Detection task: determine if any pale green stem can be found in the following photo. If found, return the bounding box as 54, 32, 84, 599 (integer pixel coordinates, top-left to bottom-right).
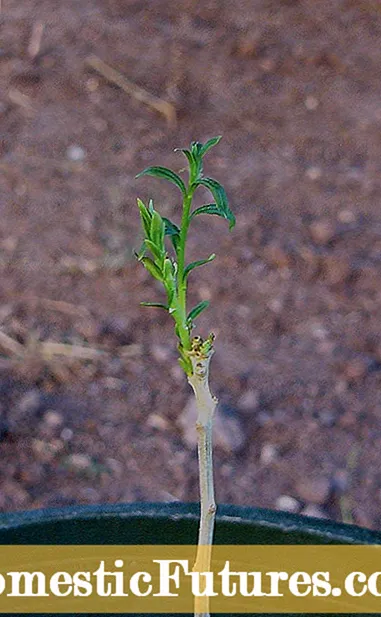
176, 188, 195, 352
187, 344, 218, 617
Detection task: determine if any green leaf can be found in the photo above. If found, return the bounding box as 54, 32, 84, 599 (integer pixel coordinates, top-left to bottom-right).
195, 178, 236, 230
162, 258, 176, 305
175, 147, 195, 168
175, 148, 202, 181
162, 217, 180, 237
199, 136, 222, 157
189, 202, 235, 230
162, 217, 181, 254
150, 210, 165, 251
137, 198, 152, 237
190, 203, 224, 220
191, 142, 203, 157
163, 257, 175, 281
178, 356, 192, 376
140, 301, 166, 309
141, 257, 163, 281
136, 166, 186, 196
183, 254, 215, 280
187, 300, 210, 322
145, 239, 164, 262
135, 239, 147, 261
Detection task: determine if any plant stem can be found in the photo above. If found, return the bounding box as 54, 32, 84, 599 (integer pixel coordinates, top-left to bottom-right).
176, 189, 194, 352
187, 340, 217, 617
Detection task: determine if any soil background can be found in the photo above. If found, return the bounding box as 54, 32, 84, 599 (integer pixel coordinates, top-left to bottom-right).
1, 0, 381, 528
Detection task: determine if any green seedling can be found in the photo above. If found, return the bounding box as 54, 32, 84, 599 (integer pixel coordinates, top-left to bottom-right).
136, 136, 235, 617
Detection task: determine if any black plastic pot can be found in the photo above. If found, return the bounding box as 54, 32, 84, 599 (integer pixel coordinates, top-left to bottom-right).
1, 502, 380, 616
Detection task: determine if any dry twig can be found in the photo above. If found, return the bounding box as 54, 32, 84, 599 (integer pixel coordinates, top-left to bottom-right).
39, 341, 106, 361
27, 22, 45, 59
8, 88, 35, 116
0, 331, 24, 357
21, 295, 91, 318
0, 331, 106, 361
85, 54, 177, 127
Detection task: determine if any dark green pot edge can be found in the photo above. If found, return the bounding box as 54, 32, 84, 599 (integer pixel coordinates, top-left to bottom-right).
0, 503, 379, 616
0, 502, 380, 545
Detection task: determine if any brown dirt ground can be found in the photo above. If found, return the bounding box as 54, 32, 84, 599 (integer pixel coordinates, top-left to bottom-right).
1, 0, 381, 528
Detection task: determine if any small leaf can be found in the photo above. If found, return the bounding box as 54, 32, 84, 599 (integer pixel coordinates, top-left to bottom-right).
150, 210, 165, 250
195, 177, 236, 230
141, 257, 163, 281
162, 217, 180, 237
135, 239, 147, 261
162, 217, 181, 254
145, 239, 164, 263
183, 254, 215, 280
187, 300, 210, 322
175, 147, 195, 168
199, 136, 222, 157
163, 257, 175, 281
148, 199, 155, 213
175, 148, 202, 181
137, 198, 152, 237
177, 343, 193, 375
141, 301, 165, 308
163, 258, 176, 305
178, 357, 191, 375
190, 203, 224, 220
190, 203, 235, 230
191, 142, 203, 157
136, 166, 186, 196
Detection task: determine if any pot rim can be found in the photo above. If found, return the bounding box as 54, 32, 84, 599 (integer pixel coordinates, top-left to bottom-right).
1, 502, 380, 544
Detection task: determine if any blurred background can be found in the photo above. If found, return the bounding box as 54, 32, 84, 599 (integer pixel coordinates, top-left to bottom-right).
1, 0, 381, 527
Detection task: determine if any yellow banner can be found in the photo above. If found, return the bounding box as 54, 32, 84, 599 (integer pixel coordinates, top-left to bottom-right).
0, 545, 381, 612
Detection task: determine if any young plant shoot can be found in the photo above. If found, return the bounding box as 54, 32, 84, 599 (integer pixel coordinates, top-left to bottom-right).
136, 137, 235, 617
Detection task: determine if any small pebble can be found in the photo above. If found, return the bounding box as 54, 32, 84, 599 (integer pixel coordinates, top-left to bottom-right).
105, 458, 124, 478
151, 345, 172, 363
309, 219, 335, 245
310, 322, 328, 340
66, 144, 86, 161
322, 253, 351, 285
339, 412, 356, 428
147, 413, 169, 431
305, 166, 322, 181
296, 477, 331, 505
32, 439, 59, 463
170, 365, 184, 383
160, 491, 180, 503
301, 504, 328, 519
305, 95, 319, 110
338, 209, 356, 223
344, 357, 369, 381
66, 453, 92, 471
275, 495, 300, 513
60, 427, 73, 441
15, 388, 42, 417
318, 410, 336, 428
260, 443, 278, 465
2, 480, 29, 508
43, 410, 63, 429
257, 410, 271, 426
237, 389, 259, 413
332, 469, 349, 493
263, 243, 290, 269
